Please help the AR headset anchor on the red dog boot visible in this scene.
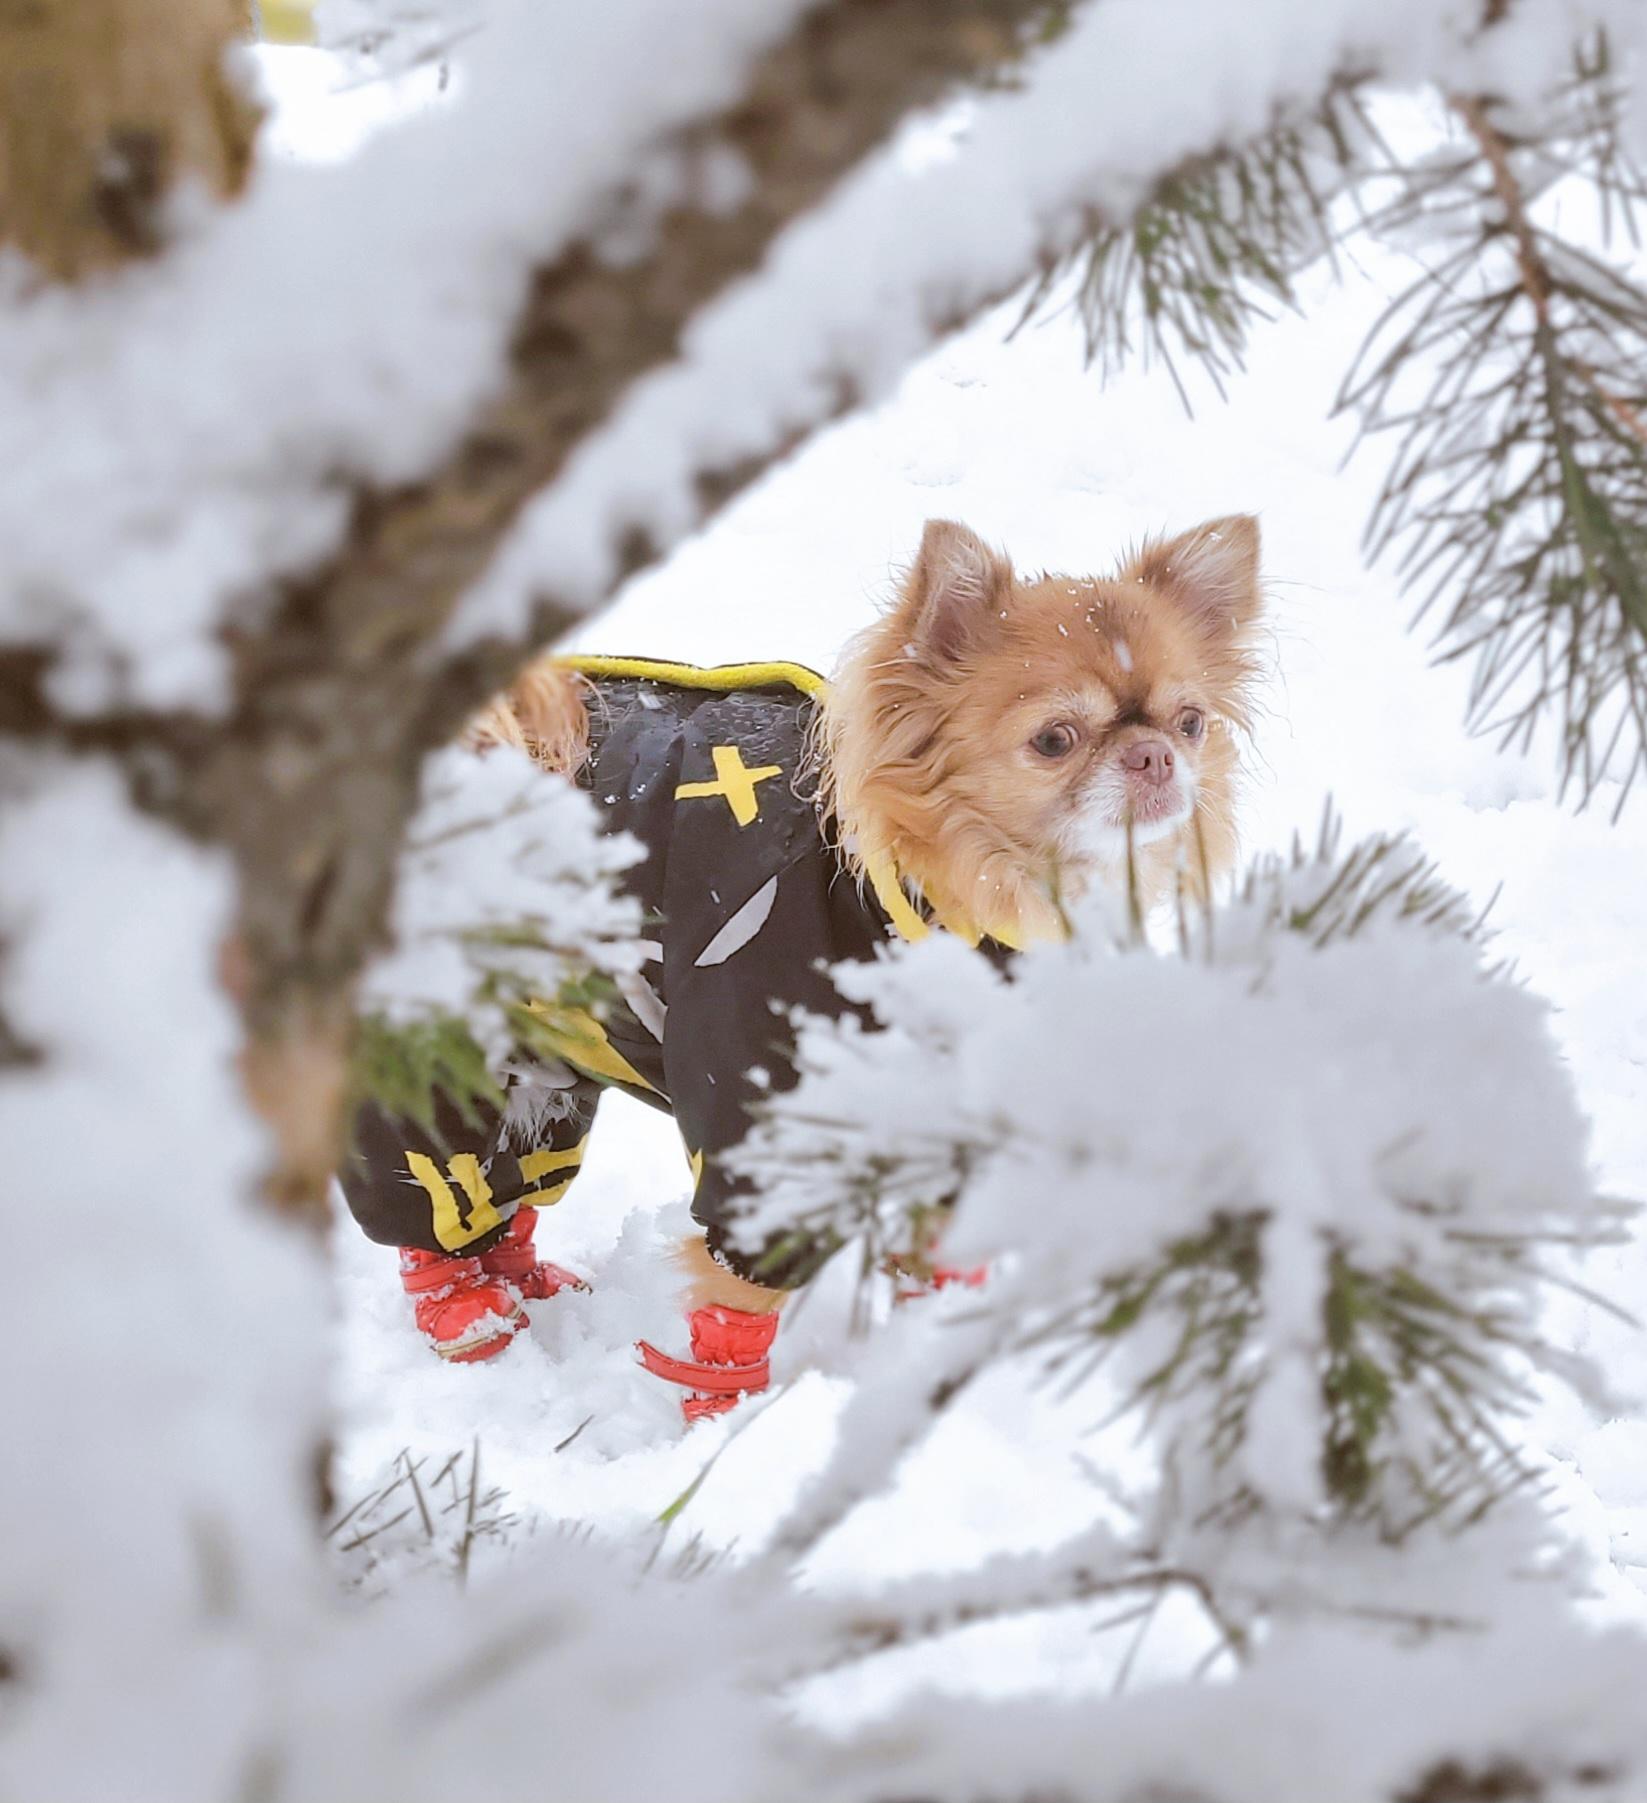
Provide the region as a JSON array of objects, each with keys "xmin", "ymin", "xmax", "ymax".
[
  {"xmin": 636, "ymin": 1305, "xmax": 779, "ymax": 1423},
  {"xmin": 399, "ymin": 1247, "xmax": 526, "ymax": 1364},
  {"xmin": 477, "ymin": 1210, "xmax": 589, "ymax": 1301}
]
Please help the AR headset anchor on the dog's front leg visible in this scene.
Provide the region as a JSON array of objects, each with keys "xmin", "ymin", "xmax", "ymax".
[
  {"xmin": 635, "ymin": 1237, "xmax": 787, "ymax": 1423},
  {"xmin": 673, "ymin": 1233, "xmax": 787, "ymax": 1314}
]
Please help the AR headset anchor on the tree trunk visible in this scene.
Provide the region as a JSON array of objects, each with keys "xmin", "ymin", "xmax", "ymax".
[{"xmin": 0, "ymin": 0, "xmax": 259, "ymax": 280}]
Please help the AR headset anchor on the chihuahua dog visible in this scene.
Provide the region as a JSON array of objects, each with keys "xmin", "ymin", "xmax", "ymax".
[{"xmin": 337, "ymin": 515, "xmax": 1263, "ymax": 1416}]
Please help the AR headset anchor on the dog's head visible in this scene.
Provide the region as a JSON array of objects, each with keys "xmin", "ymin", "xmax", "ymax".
[{"xmin": 820, "ymin": 515, "xmax": 1264, "ymax": 939}]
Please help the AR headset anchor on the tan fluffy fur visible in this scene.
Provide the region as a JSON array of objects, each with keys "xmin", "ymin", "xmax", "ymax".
[
  {"xmin": 673, "ymin": 1234, "xmax": 788, "ymax": 1313},
  {"xmin": 464, "ymin": 659, "xmax": 592, "ymax": 773},
  {"xmin": 815, "ymin": 516, "xmax": 1263, "ymax": 939}
]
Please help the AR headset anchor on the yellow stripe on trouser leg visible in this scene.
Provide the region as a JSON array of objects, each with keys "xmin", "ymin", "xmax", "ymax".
[
  {"xmin": 406, "ymin": 1151, "xmax": 506, "ymax": 1252},
  {"xmin": 519, "ymin": 1140, "xmax": 587, "ymax": 1185},
  {"xmin": 518, "ymin": 1137, "xmax": 588, "ymax": 1209},
  {"xmin": 522, "ymin": 1002, "xmax": 662, "ymax": 1096}
]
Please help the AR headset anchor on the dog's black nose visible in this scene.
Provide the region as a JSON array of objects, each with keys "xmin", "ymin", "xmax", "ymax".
[{"xmin": 1121, "ymin": 739, "xmax": 1175, "ymax": 785}]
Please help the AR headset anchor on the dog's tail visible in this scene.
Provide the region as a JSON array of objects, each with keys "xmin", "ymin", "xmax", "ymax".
[{"xmin": 463, "ymin": 657, "xmax": 592, "ymax": 775}]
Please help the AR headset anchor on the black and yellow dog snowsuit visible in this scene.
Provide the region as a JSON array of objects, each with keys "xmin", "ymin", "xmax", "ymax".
[{"xmin": 340, "ymin": 658, "xmax": 1005, "ymax": 1290}]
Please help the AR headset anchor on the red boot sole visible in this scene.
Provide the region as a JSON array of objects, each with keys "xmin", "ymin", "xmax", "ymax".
[
  {"xmin": 427, "ymin": 1300, "xmax": 528, "ymax": 1364},
  {"xmin": 434, "ymin": 1326, "xmax": 520, "ymax": 1364}
]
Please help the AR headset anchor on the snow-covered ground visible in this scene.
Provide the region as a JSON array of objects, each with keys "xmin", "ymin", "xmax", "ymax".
[{"xmin": 261, "ymin": 48, "xmax": 1647, "ymax": 1695}]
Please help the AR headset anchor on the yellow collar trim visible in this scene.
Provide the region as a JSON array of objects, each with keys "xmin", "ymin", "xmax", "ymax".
[
  {"xmin": 865, "ymin": 852, "xmax": 932, "ymax": 944},
  {"xmin": 554, "ymin": 654, "xmax": 829, "ymax": 700},
  {"xmin": 865, "ymin": 852, "xmax": 1027, "ymax": 952}
]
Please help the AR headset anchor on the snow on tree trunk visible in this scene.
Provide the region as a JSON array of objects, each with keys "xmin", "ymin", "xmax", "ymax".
[{"xmin": 0, "ymin": 756, "xmax": 329, "ymax": 1799}]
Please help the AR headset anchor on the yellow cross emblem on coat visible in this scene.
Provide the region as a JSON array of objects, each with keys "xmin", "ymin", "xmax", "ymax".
[{"xmin": 674, "ymin": 745, "xmax": 782, "ymax": 827}]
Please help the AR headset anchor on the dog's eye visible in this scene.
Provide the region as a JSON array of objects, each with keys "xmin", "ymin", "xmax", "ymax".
[
  {"xmin": 1030, "ymin": 722, "xmax": 1080, "ymax": 760},
  {"xmin": 1177, "ymin": 708, "xmax": 1205, "ymax": 741}
]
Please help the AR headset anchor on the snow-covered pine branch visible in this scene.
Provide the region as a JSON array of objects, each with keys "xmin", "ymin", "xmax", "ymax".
[
  {"xmin": 1343, "ymin": 41, "xmax": 1647, "ymax": 808},
  {"xmin": 735, "ymin": 816, "xmax": 1623, "ymax": 1574},
  {"xmin": 822, "ymin": 1604, "xmax": 1647, "ymax": 1803},
  {"xmin": 355, "ymin": 742, "xmax": 643, "ymax": 1127}
]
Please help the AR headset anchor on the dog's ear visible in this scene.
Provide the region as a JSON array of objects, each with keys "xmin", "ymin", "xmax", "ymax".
[
  {"xmin": 903, "ymin": 519, "xmax": 1012, "ymax": 663},
  {"xmin": 1127, "ymin": 515, "xmax": 1262, "ymax": 638}
]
